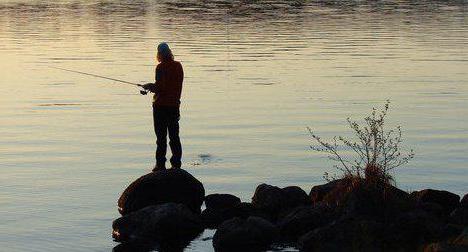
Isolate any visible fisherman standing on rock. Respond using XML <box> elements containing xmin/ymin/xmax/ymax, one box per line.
<box><xmin>143</xmin><ymin>43</ymin><xmax>184</xmax><ymax>172</ymax></box>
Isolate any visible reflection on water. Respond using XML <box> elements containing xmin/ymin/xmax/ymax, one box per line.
<box><xmin>0</xmin><ymin>1</ymin><xmax>467</xmax><ymax>251</ymax></box>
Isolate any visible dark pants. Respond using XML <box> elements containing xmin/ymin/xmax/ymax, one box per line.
<box><xmin>153</xmin><ymin>105</ymin><xmax>182</xmax><ymax>169</ymax></box>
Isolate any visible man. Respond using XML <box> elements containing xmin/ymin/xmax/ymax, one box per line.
<box><xmin>143</xmin><ymin>42</ymin><xmax>184</xmax><ymax>171</ymax></box>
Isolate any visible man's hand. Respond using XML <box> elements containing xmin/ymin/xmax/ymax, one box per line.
<box><xmin>142</xmin><ymin>83</ymin><xmax>154</xmax><ymax>90</ymax></box>
<box><xmin>142</xmin><ymin>83</ymin><xmax>158</xmax><ymax>93</ymax></box>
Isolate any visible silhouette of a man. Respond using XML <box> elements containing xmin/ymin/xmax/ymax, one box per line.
<box><xmin>143</xmin><ymin>43</ymin><xmax>184</xmax><ymax>171</ymax></box>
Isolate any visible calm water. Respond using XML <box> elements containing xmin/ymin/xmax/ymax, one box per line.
<box><xmin>1</xmin><ymin>0</ymin><xmax>467</xmax><ymax>251</ymax></box>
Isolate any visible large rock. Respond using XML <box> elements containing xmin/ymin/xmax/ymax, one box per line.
<box><xmin>213</xmin><ymin>216</ymin><xmax>279</xmax><ymax>252</ymax></box>
<box><xmin>385</xmin><ymin>209</ymin><xmax>446</xmax><ymax>250</ymax></box>
<box><xmin>298</xmin><ymin>217</ymin><xmax>385</xmax><ymax>251</ymax></box>
<box><xmin>424</xmin><ymin>227</ymin><xmax>468</xmax><ymax>252</ymax></box>
<box><xmin>251</xmin><ymin>184</ymin><xmax>310</xmax><ymax>220</ymax></box>
<box><xmin>251</xmin><ymin>184</ymin><xmax>284</xmax><ymax>213</ymax></box>
<box><xmin>201</xmin><ymin>202</ymin><xmax>255</xmax><ymax>229</ymax></box>
<box><xmin>278</xmin><ymin>204</ymin><xmax>333</xmax><ymax>241</ymax></box>
<box><xmin>461</xmin><ymin>194</ymin><xmax>468</xmax><ymax>208</ymax></box>
<box><xmin>118</xmin><ymin>169</ymin><xmax>205</xmax><ymax>215</ymax></box>
<box><xmin>112</xmin><ymin>203</ymin><xmax>203</xmax><ymax>246</ymax></box>
<box><xmin>337</xmin><ymin>180</ymin><xmax>413</xmax><ymax>220</ymax></box>
<box><xmin>309</xmin><ymin>179</ymin><xmax>345</xmax><ymax>204</ymax></box>
<box><xmin>282</xmin><ymin>186</ymin><xmax>311</xmax><ymax>208</ymax></box>
<box><xmin>411</xmin><ymin>189</ymin><xmax>460</xmax><ymax>215</ymax></box>
<box><xmin>205</xmin><ymin>194</ymin><xmax>241</xmax><ymax>210</ymax></box>
<box><xmin>450</xmin><ymin>207</ymin><xmax>468</xmax><ymax>226</ymax></box>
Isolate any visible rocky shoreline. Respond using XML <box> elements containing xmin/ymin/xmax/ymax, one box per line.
<box><xmin>112</xmin><ymin>168</ymin><xmax>467</xmax><ymax>252</ymax></box>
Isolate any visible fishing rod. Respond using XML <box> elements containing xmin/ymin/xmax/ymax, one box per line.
<box><xmin>50</xmin><ymin>66</ymin><xmax>149</xmax><ymax>95</ymax></box>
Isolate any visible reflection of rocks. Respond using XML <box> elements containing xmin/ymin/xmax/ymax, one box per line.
<box><xmin>112</xmin><ymin>203</ymin><xmax>203</xmax><ymax>248</ymax></box>
<box><xmin>118</xmin><ymin>169</ymin><xmax>205</xmax><ymax>215</ymax></box>
<box><xmin>213</xmin><ymin>216</ymin><xmax>279</xmax><ymax>252</ymax></box>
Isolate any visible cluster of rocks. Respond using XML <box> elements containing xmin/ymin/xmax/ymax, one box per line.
<box><xmin>112</xmin><ymin>169</ymin><xmax>467</xmax><ymax>251</ymax></box>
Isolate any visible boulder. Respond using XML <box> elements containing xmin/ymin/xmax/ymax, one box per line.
<box><xmin>424</xmin><ymin>243</ymin><xmax>467</xmax><ymax>252</ymax></box>
<box><xmin>424</xmin><ymin>227</ymin><xmax>468</xmax><ymax>252</ymax></box>
<box><xmin>118</xmin><ymin>169</ymin><xmax>205</xmax><ymax>215</ymax></box>
<box><xmin>338</xmin><ymin>180</ymin><xmax>413</xmax><ymax>220</ymax></box>
<box><xmin>282</xmin><ymin>186</ymin><xmax>311</xmax><ymax>208</ymax></box>
<box><xmin>251</xmin><ymin>184</ymin><xmax>284</xmax><ymax>215</ymax></box>
<box><xmin>251</xmin><ymin>184</ymin><xmax>310</xmax><ymax>221</ymax></box>
<box><xmin>309</xmin><ymin>179</ymin><xmax>344</xmax><ymax>204</ymax></box>
<box><xmin>201</xmin><ymin>202</ymin><xmax>256</xmax><ymax>229</ymax></box>
<box><xmin>112</xmin><ymin>203</ymin><xmax>203</xmax><ymax>246</ymax></box>
<box><xmin>385</xmin><ymin>209</ymin><xmax>446</xmax><ymax>250</ymax></box>
<box><xmin>417</xmin><ymin>202</ymin><xmax>446</xmax><ymax>219</ymax></box>
<box><xmin>411</xmin><ymin>189</ymin><xmax>460</xmax><ymax>215</ymax></box>
<box><xmin>278</xmin><ymin>204</ymin><xmax>333</xmax><ymax>241</ymax></box>
<box><xmin>449</xmin><ymin>207</ymin><xmax>468</xmax><ymax>226</ymax></box>
<box><xmin>205</xmin><ymin>194</ymin><xmax>241</xmax><ymax>210</ymax></box>
<box><xmin>453</xmin><ymin>227</ymin><xmax>468</xmax><ymax>246</ymax></box>
<box><xmin>213</xmin><ymin>216</ymin><xmax>279</xmax><ymax>252</ymax></box>
<box><xmin>298</xmin><ymin>217</ymin><xmax>385</xmax><ymax>251</ymax></box>
<box><xmin>461</xmin><ymin>194</ymin><xmax>468</xmax><ymax>208</ymax></box>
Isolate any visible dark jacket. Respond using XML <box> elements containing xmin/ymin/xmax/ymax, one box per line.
<box><xmin>152</xmin><ymin>60</ymin><xmax>184</xmax><ymax>107</ymax></box>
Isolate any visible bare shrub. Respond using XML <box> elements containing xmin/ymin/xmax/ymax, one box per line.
<box><xmin>308</xmin><ymin>100</ymin><xmax>414</xmax><ymax>185</ymax></box>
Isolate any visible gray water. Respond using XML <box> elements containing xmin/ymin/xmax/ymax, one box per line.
<box><xmin>0</xmin><ymin>0</ymin><xmax>467</xmax><ymax>251</ymax></box>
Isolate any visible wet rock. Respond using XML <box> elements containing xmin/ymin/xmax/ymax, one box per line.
<box><xmin>113</xmin><ymin>241</ymin><xmax>185</xmax><ymax>252</ymax></box>
<box><xmin>201</xmin><ymin>202</ymin><xmax>255</xmax><ymax>229</ymax></box>
<box><xmin>112</xmin><ymin>203</ymin><xmax>203</xmax><ymax>246</ymax></box>
<box><xmin>202</xmin><ymin>193</ymin><xmax>246</xmax><ymax>229</ymax></box>
<box><xmin>278</xmin><ymin>204</ymin><xmax>333</xmax><ymax>241</ymax></box>
<box><xmin>213</xmin><ymin>216</ymin><xmax>279</xmax><ymax>252</ymax></box>
<box><xmin>411</xmin><ymin>189</ymin><xmax>460</xmax><ymax>215</ymax></box>
<box><xmin>251</xmin><ymin>184</ymin><xmax>309</xmax><ymax>221</ymax></box>
<box><xmin>298</xmin><ymin>217</ymin><xmax>385</xmax><ymax>251</ymax></box>
<box><xmin>205</xmin><ymin>194</ymin><xmax>241</xmax><ymax>210</ymax></box>
<box><xmin>118</xmin><ymin>169</ymin><xmax>205</xmax><ymax>215</ymax></box>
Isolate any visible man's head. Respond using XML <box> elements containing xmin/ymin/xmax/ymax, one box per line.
<box><xmin>157</xmin><ymin>42</ymin><xmax>174</xmax><ymax>62</ymax></box>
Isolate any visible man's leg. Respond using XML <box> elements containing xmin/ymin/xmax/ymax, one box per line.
<box><xmin>168</xmin><ymin>108</ymin><xmax>182</xmax><ymax>168</ymax></box>
<box><xmin>153</xmin><ymin>106</ymin><xmax>168</xmax><ymax>170</ymax></box>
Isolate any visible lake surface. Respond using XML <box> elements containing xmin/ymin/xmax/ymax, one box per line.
<box><xmin>0</xmin><ymin>0</ymin><xmax>467</xmax><ymax>251</ymax></box>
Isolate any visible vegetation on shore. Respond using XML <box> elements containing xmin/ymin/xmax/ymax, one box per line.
<box><xmin>308</xmin><ymin>100</ymin><xmax>414</xmax><ymax>185</ymax></box>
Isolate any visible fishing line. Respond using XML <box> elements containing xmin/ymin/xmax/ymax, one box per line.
<box><xmin>50</xmin><ymin>66</ymin><xmax>143</xmax><ymax>87</ymax></box>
